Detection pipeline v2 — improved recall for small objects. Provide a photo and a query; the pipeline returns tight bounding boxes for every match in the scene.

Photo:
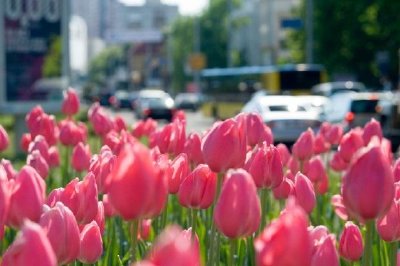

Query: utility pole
[306,0,314,64]
[227,0,233,67]
[193,16,201,91]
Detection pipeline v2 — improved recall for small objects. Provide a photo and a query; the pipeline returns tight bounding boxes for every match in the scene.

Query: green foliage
[288,0,400,86]
[42,37,62,78]
[88,46,126,86]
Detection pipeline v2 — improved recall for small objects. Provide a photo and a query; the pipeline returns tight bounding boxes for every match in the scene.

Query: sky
[119,0,210,15]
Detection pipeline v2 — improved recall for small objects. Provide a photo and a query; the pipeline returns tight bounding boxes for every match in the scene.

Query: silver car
[242,95,325,143]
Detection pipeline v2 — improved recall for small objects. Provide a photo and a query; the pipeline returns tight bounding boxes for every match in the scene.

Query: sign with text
[0,0,68,113]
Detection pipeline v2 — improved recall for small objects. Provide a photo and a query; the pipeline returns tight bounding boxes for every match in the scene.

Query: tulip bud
[28,135,50,163]
[168,153,190,194]
[276,143,290,167]
[338,129,364,163]
[132,118,158,138]
[20,133,32,152]
[202,119,246,172]
[184,132,204,165]
[339,221,363,261]
[48,146,60,168]
[7,166,46,228]
[107,143,168,220]
[178,164,217,209]
[376,198,400,242]
[329,152,348,172]
[89,104,113,136]
[141,225,201,266]
[254,198,312,266]
[1,159,16,180]
[78,221,103,264]
[292,128,315,161]
[59,120,86,146]
[325,124,343,145]
[0,124,9,152]
[114,115,127,132]
[214,169,261,238]
[311,234,339,266]
[273,175,294,200]
[151,120,186,156]
[244,142,283,189]
[362,118,383,145]
[343,145,394,221]
[27,150,49,179]
[291,172,316,214]
[331,194,348,221]
[40,202,80,264]
[89,145,116,194]
[61,88,80,116]
[72,142,91,172]
[314,134,331,154]
[25,105,44,133]
[2,220,57,266]
[241,112,273,146]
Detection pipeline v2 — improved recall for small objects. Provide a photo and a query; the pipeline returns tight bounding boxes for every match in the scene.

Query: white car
[242,95,325,143]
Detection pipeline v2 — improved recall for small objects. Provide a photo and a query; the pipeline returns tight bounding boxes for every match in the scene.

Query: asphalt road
[106,108,216,135]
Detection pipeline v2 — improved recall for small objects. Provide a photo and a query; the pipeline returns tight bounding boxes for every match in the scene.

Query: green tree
[288,0,400,87]
[43,37,62,78]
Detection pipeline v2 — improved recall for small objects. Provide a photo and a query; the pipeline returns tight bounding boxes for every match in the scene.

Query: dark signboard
[2,0,66,104]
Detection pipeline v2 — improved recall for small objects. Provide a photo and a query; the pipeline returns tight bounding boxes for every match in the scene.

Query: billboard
[0,0,69,113]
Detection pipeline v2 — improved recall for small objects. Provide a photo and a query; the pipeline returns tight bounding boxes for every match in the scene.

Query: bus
[201,64,328,95]
[199,64,328,118]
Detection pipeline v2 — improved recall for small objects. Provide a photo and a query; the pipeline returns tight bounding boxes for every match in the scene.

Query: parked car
[324,91,391,130]
[134,89,175,121]
[110,90,138,110]
[174,92,204,111]
[241,95,323,143]
[311,81,366,97]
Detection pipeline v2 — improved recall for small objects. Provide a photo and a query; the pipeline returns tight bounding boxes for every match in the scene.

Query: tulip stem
[390,241,398,266]
[209,173,224,265]
[130,219,139,262]
[260,189,269,231]
[362,221,375,266]
[191,208,197,239]
[228,238,237,266]
[62,146,71,186]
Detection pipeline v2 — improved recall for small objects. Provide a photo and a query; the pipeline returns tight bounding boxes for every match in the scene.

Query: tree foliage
[288,0,400,87]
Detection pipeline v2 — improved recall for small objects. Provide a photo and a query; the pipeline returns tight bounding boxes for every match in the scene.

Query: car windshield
[268,104,307,112]
[141,97,170,108]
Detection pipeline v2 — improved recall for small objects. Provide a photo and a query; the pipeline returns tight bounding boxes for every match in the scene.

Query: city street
[106,108,216,134]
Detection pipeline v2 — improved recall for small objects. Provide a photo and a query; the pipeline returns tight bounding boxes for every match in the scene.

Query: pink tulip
[1,159,16,180]
[325,124,343,145]
[178,164,217,209]
[114,115,127,132]
[313,134,331,154]
[331,194,348,221]
[27,150,49,179]
[272,175,294,200]
[20,133,32,152]
[292,172,316,214]
[214,169,261,238]
[168,153,190,194]
[338,129,364,163]
[292,128,315,161]
[311,234,339,266]
[40,202,80,264]
[28,135,50,163]
[72,142,91,172]
[138,219,152,240]
[61,88,80,116]
[150,119,186,156]
[343,145,394,221]
[102,194,117,217]
[308,225,329,250]
[319,121,331,137]
[140,225,201,266]
[202,119,246,172]
[1,220,57,266]
[173,109,186,122]
[329,152,348,172]
[240,112,273,146]
[7,166,46,228]
[254,198,312,266]
[276,143,290,167]
[132,118,158,138]
[0,178,10,239]
[394,158,400,182]
[288,156,300,174]
[78,221,103,264]
[59,120,86,146]
[48,146,60,168]
[89,145,116,193]
[304,156,327,184]
[0,124,9,152]
[94,201,105,235]
[25,105,44,133]
[376,198,400,242]
[183,132,204,164]
[339,221,363,261]
[362,118,383,145]
[244,142,283,189]
[107,143,168,220]
[29,112,59,146]
[88,103,113,136]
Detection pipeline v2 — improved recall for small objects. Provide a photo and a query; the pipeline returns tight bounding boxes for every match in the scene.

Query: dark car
[134,89,175,121]
[110,90,138,110]
[174,92,204,111]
